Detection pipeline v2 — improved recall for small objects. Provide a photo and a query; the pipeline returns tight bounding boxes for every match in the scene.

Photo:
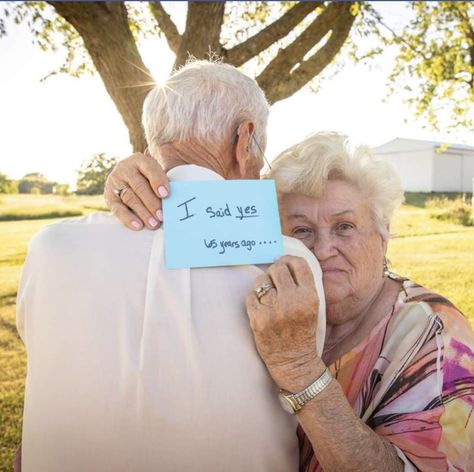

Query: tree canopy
[0,172,18,194]
[385,1,474,132]
[17,172,57,194]
[76,153,118,195]
[1,1,473,151]
[1,1,363,151]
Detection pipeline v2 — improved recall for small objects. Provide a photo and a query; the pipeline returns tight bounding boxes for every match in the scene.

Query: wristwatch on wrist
[278,367,332,415]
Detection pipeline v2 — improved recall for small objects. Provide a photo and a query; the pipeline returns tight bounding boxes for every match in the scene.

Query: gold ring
[113,186,130,199]
[255,282,274,300]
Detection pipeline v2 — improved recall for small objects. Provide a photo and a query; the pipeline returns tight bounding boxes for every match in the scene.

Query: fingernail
[158,186,168,197]
[132,221,142,230]
[148,217,158,227]
[156,209,163,222]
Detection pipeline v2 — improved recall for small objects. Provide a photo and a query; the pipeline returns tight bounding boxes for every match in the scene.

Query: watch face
[278,393,296,415]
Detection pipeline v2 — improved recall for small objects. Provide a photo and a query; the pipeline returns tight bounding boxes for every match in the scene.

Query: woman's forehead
[282,181,371,222]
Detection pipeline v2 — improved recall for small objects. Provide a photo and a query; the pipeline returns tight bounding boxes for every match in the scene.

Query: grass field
[0,193,473,471]
[0,194,107,221]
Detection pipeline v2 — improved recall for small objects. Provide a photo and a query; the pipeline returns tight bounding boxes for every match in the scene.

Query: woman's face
[282,180,387,313]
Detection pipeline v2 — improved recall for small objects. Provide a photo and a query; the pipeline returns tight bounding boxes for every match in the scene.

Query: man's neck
[158,141,231,178]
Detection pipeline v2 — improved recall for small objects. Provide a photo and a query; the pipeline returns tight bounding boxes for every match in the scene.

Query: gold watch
[278,368,332,415]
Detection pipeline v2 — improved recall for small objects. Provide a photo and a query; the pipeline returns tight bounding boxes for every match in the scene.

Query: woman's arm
[292,366,402,472]
[246,255,403,472]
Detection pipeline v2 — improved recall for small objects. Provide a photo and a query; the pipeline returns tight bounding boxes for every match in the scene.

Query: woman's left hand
[246,255,325,392]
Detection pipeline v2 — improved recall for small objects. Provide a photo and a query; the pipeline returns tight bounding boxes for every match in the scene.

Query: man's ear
[234,120,255,178]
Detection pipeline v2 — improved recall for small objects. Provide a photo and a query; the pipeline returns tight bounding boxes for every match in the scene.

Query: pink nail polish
[158,186,169,198]
[148,217,158,227]
[132,221,142,229]
[156,209,163,222]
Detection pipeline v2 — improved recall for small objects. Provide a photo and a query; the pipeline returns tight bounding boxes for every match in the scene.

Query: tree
[55,183,70,196]
[18,172,56,194]
[383,2,474,132]
[0,172,18,193]
[1,1,360,151]
[76,153,117,195]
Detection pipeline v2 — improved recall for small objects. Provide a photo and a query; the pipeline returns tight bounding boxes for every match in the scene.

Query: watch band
[279,368,332,414]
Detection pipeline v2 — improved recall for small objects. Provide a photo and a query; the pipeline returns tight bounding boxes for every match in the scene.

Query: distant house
[373,138,474,193]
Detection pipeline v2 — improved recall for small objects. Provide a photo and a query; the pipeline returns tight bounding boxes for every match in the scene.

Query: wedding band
[255,282,274,300]
[113,185,130,199]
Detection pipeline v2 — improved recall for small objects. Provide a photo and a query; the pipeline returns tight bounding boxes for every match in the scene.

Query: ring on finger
[113,185,130,199]
[255,282,275,300]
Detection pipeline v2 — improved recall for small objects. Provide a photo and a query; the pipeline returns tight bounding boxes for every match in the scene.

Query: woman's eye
[336,223,354,232]
[293,227,312,238]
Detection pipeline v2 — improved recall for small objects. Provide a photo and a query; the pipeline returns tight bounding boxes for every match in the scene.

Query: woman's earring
[383,257,390,278]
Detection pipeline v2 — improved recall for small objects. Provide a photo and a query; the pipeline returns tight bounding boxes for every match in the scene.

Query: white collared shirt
[17,165,325,472]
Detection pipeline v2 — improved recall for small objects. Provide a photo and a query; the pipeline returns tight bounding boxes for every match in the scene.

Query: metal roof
[374,137,474,154]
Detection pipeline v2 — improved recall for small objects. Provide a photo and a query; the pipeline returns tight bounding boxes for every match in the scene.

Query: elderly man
[17,61,325,471]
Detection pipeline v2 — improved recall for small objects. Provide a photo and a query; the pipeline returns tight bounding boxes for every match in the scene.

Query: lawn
[0,194,107,221]
[0,194,473,471]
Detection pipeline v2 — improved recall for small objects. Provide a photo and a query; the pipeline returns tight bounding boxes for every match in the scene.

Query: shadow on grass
[0,211,83,221]
[83,205,108,212]
[0,293,21,345]
[0,316,20,342]
[0,293,17,307]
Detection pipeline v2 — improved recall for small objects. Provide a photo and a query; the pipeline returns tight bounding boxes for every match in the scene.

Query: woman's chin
[322,282,348,307]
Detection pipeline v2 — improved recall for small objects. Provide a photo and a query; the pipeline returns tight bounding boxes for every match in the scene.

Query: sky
[0,1,472,188]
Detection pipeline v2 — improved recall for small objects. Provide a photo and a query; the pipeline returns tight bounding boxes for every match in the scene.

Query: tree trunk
[174,2,226,68]
[49,2,153,152]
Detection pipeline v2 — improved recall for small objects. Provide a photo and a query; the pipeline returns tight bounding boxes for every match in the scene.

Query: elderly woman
[104,132,474,471]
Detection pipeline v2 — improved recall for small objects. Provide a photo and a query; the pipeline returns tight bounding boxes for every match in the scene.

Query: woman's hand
[104,152,170,230]
[246,255,324,392]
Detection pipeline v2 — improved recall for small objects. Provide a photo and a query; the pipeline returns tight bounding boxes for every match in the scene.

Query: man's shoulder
[28,213,156,259]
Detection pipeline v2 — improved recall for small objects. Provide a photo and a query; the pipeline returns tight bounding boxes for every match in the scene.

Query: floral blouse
[298,277,474,471]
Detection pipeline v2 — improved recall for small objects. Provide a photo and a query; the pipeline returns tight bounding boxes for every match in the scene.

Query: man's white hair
[267,131,404,238]
[143,60,269,158]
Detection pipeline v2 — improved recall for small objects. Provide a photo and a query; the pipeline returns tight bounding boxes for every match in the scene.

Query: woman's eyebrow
[287,214,310,221]
[331,210,355,217]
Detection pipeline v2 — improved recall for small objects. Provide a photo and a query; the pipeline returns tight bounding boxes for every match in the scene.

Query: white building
[373,138,474,193]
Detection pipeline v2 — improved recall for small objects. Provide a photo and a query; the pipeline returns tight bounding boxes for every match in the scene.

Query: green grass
[0,194,107,221]
[404,191,473,209]
[0,220,52,470]
[0,196,473,471]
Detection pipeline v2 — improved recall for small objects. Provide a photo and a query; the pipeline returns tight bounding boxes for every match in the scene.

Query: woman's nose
[312,234,338,261]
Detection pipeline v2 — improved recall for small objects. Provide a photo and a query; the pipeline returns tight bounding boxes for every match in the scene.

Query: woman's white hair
[143,59,269,158]
[267,131,404,238]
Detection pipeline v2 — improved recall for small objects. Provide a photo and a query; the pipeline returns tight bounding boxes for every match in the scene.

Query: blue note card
[163,179,284,269]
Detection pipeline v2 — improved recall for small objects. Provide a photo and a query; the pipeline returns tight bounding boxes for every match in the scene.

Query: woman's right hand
[104,152,170,231]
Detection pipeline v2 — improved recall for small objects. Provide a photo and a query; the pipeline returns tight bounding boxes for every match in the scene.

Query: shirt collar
[166,164,224,182]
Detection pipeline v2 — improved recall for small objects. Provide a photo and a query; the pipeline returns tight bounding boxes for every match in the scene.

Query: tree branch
[368,5,430,62]
[455,6,474,90]
[225,2,322,67]
[256,2,356,103]
[148,2,181,55]
[285,6,356,100]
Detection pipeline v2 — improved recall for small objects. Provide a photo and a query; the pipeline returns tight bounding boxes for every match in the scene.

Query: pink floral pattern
[299,278,474,471]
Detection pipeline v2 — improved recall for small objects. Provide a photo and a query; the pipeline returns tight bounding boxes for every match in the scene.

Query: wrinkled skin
[246,255,324,392]
[246,180,389,389]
